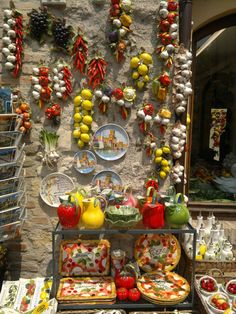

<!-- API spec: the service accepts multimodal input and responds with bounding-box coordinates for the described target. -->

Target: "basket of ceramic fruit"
[195,269,236,314]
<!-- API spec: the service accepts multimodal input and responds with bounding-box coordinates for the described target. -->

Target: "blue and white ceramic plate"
[92,170,123,192]
[73,150,97,174]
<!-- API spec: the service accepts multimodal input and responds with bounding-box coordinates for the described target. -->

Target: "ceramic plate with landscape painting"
[92,124,129,161]
[92,170,123,193]
[73,150,97,174]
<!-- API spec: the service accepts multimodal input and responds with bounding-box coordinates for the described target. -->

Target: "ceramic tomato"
[128,288,141,301]
[115,274,135,289]
[116,287,128,301]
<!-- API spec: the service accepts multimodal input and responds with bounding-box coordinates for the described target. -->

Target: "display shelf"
[51,222,197,311]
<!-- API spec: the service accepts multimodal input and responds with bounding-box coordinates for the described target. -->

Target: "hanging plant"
[112,86,136,119]
[71,30,88,74]
[51,17,74,53]
[45,103,61,125]
[73,87,94,148]
[108,0,133,62]
[94,85,113,114]
[157,0,179,68]
[2,1,23,77]
[27,6,50,42]
[152,71,171,101]
[130,51,153,90]
[31,65,52,108]
[52,62,73,100]
[87,57,107,89]
[136,102,154,133]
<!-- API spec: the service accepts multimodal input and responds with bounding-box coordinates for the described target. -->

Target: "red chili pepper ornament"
[87,57,107,89]
[71,31,88,74]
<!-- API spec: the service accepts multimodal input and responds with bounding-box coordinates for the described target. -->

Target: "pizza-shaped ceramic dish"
[56,277,116,302]
[137,271,190,304]
[134,234,181,272]
[59,239,110,276]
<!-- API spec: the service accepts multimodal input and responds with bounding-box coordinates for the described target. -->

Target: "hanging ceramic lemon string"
[112,86,136,120]
[94,85,113,114]
[153,143,172,180]
[87,57,107,90]
[130,51,153,90]
[71,30,88,75]
[136,102,154,133]
[157,0,179,68]
[2,1,23,77]
[52,62,73,100]
[108,0,132,62]
[31,65,52,108]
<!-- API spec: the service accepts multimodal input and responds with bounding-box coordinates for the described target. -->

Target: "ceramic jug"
[220,241,234,261]
[81,196,107,229]
[205,241,216,260]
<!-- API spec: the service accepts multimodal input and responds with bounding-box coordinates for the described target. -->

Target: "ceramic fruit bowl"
[104,205,142,228]
[207,292,230,313]
[225,280,236,299]
[199,275,218,296]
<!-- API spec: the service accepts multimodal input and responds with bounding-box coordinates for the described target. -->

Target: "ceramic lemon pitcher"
[81,196,107,229]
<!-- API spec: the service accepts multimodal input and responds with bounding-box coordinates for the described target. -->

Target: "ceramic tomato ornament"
[128,288,141,301]
[159,20,170,32]
[112,88,123,100]
[57,195,81,228]
[115,274,135,289]
[159,72,171,86]
[116,287,129,301]
[168,1,178,11]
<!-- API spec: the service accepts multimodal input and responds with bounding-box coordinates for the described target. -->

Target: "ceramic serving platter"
[134,234,181,272]
[92,124,129,161]
[40,172,75,208]
[137,271,190,304]
[92,170,123,193]
[73,150,97,174]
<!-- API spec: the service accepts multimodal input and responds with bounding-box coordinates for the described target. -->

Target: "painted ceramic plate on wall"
[92,170,123,192]
[134,234,181,272]
[40,172,75,208]
[73,150,97,174]
[92,124,129,161]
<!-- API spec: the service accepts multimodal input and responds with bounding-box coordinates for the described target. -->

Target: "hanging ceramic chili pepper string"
[87,57,107,89]
[71,31,88,74]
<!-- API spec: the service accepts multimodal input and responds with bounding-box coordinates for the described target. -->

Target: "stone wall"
[1,0,168,278]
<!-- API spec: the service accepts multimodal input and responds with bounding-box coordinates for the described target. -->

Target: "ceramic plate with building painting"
[134,234,181,272]
[40,173,75,208]
[92,124,129,161]
[73,150,97,174]
[92,170,123,193]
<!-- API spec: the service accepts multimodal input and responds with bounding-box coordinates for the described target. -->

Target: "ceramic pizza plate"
[137,271,190,304]
[92,170,123,193]
[40,172,75,208]
[92,124,129,161]
[134,234,181,272]
[73,150,97,174]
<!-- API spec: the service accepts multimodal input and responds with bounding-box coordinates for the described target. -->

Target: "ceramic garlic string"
[157,0,179,68]
[94,86,113,114]
[2,5,23,77]
[109,0,132,62]
[170,123,186,159]
[52,63,73,100]
[31,66,52,108]
[171,161,184,183]
[172,45,193,115]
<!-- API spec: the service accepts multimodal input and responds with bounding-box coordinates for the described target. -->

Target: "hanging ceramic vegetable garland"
[108,0,132,62]
[27,7,50,42]
[172,45,192,115]
[94,86,113,114]
[2,3,23,77]
[14,93,32,134]
[171,161,184,184]
[71,30,88,74]
[51,17,74,52]
[112,86,136,119]
[87,57,107,89]
[154,145,171,180]
[52,62,73,100]
[73,88,94,148]
[31,66,52,107]
[152,71,171,102]
[157,0,179,67]
[136,102,154,133]
[130,51,153,90]
[170,122,186,159]
[45,103,61,125]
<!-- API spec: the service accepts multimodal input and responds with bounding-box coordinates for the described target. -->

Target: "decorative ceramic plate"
[137,271,190,304]
[40,173,75,208]
[73,150,97,174]
[92,124,129,161]
[57,277,116,302]
[134,234,181,272]
[59,239,110,276]
[92,170,123,193]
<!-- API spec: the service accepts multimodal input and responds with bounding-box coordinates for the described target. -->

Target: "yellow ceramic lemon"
[80,133,90,143]
[73,129,81,139]
[132,71,139,79]
[78,139,84,148]
[138,64,148,76]
[81,89,93,100]
[161,159,169,167]
[82,100,93,111]
[159,171,167,179]
[74,95,82,106]
[130,57,140,68]
[155,148,163,157]
[139,52,153,65]
[83,115,93,125]
[155,157,162,164]
[80,124,89,133]
[74,113,82,123]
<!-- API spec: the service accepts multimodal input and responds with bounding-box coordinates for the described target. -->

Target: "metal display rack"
[52,222,197,311]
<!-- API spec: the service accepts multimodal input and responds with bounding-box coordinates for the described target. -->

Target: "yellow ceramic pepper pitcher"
[81,196,107,229]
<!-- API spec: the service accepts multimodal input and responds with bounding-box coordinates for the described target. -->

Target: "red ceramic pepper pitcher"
[142,188,164,229]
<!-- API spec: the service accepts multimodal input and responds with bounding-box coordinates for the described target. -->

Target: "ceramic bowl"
[225,280,236,299]
[199,275,218,296]
[207,292,230,314]
[105,205,142,228]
